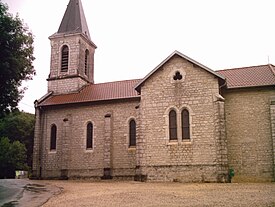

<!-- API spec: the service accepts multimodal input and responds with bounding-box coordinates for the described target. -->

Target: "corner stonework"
[31,106,42,179]
[270,97,275,181]
[102,113,113,179]
[214,94,229,182]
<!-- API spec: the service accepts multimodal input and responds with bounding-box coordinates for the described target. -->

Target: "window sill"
[128,147,136,151]
[167,139,192,146]
[181,140,192,144]
[85,148,94,152]
[167,140,178,145]
[49,150,56,154]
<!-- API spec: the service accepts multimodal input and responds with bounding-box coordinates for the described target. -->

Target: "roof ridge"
[268,64,275,76]
[95,78,142,85]
[217,64,272,72]
[135,50,225,92]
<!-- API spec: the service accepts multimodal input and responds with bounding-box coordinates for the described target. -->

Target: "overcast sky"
[3,0,275,114]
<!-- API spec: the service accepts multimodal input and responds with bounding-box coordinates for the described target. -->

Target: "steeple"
[47,0,96,94]
[57,0,91,41]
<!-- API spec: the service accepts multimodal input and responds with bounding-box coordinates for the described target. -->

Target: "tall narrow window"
[50,124,57,151]
[84,49,89,75]
[182,109,190,139]
[129,120,136,147]
[86,122,93,149]
[61,45,69,72]
[169,110,177,140]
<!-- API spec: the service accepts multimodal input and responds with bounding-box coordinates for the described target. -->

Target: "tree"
[0,110,35,168]
[0,137,27,178]
[0,1,35,116]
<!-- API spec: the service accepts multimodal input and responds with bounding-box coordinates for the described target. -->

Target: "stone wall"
[47,76,88,94]
[34,99,139,179]
[224,87,275,182]
[137,55,227,182]
[270,97,275,180]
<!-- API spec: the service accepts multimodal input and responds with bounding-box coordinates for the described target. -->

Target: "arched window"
[50,124,57,150]
[86,122,93,149]
[129,119,136,147]
[182,109,190,139]
[84,49,89,75]
[61,45,69,72]
[169,110,177,140]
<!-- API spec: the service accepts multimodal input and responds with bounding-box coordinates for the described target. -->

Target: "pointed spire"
[57,0,91,40]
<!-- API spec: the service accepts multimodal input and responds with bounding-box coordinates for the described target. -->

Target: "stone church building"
[33,0,275,182]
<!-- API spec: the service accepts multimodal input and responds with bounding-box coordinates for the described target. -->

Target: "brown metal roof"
[39,79,141,106]
[217,64,275,89]
[38,64,275,107]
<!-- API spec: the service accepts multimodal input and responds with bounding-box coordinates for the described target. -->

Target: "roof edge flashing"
[35,91,53,107]
[38,96,141,107]
[135,50,225,92]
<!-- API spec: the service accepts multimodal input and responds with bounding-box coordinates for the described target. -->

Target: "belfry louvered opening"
[61,45,69,72]
[85,49,89,75]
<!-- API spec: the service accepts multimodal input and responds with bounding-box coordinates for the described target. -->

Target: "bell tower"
[48,0,97,94]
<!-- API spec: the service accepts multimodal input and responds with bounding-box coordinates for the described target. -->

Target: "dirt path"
[40,181,275,207]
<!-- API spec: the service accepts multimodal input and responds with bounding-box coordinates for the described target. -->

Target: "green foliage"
[0,137,27,178]
[0,111,35,167]
[0,1,35,116]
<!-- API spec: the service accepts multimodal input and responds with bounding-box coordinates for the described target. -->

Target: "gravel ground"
[41,181,275,207]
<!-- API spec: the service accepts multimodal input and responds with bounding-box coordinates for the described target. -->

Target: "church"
[32,0,275,182]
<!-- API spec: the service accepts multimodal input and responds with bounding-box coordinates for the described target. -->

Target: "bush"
[0,137,27,178]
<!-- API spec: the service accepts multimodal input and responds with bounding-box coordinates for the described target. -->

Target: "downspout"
[219,78,227,95]
[33,101,41,178]
[39,106,45,179]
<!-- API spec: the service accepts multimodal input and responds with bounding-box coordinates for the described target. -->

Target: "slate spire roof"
[57,0,91,40]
